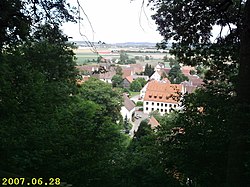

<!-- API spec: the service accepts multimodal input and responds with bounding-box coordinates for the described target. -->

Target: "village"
[76,49,204,136]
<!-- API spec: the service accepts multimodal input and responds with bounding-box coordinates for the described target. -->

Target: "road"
[130,108,149,137]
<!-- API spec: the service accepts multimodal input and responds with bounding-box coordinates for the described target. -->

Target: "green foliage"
[168,64,189,84]
[118,51,129,64]
[157,89,234,186]
[115,119,180,187]
[136,77,147,88]
[136,101,143,107]
[0,25,77,178]
[144,63,155,77]
[79,78,122,122]
[112,74,123,88]
[148,1,250,185]
[130,79,142,92]
[118,51,136,64]
[115,65,123,76]
[0,0,76,50]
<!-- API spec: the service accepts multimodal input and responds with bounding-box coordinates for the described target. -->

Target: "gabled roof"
[125,75,133,83]
[187,75,204,87]
[93,71,116,80]
[122,68,133,78]
[123,94,136,111]
[148,116,160,129]
[144,81,182,103]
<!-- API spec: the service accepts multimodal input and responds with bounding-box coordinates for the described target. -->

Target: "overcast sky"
[62,0,163,43]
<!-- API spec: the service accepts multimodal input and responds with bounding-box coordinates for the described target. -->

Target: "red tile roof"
[122,68,133,78]
[125,75,133,83]
[144,81,182,103]
[148,116,160,129]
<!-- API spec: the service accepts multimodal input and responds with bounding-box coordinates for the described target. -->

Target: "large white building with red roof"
[143,81,184,115]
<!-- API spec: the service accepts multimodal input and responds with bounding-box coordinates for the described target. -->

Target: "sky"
[62,0,163,43]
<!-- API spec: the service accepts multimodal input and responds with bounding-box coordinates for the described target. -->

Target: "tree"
[115,65,123,76]
[119,51,129,64]
[0,23,77,179]
[0,0,76,50]
[130,80,142,92]
[168,63,188,84]
[136,78,147,88]
[157,90,232,186]
[144,63,154,77]
[117,119,180,187]
[79,78,123,122]
[149,0,250,185]
[112,74,123,88]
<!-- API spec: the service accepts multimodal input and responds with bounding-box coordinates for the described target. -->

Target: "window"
[173,104,176,108]
[165,109,168,112]
[165,104,168,107]
[169,104,172,107]
[146,107,148,111]
[152,108,154,111]
[157,103,159,106]
[152,102,154,106]
[161,103,163,107]
[161,109,163,112]
[146,102,148,105]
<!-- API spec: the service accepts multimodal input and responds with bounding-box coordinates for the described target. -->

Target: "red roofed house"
[148,116,161,129]
[143,81,183,115]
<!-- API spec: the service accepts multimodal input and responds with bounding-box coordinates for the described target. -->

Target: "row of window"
[145,102,177,108]
[145,107,173,113]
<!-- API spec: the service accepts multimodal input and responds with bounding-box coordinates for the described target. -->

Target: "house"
[122,75,134,88]
[143,81,183,115]
[122,68,134,78]
[154,62,165,71]
[181,66,195,76]
[131,75,149,81]
[149,71,162,81]
[92,71,116,84]
[120,94,136,121]
[140,82,149,99]
[148,116,160,129]
[122,75,149,89]
[129,64,144,74]
[181,75,204,93]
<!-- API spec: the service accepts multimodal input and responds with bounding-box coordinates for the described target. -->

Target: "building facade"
[143,81,183,115]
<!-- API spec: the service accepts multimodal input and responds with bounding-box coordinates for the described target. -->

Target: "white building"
[143,81,183,115]
[120,94,136,121]
[149,71,161,81]
[140,82,149,99]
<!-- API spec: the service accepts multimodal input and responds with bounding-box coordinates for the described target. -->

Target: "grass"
[129,91,140,97]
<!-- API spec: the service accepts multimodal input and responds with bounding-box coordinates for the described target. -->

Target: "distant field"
[74,48,171,67]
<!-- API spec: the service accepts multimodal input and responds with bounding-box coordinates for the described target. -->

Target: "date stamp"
[1,177,60,186]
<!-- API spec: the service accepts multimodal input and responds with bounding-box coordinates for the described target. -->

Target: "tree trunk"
[227,0,250,186]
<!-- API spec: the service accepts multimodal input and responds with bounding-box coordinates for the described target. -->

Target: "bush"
[136,101,143,107]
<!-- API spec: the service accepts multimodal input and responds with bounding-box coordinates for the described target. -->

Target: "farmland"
[74,46,172,67]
